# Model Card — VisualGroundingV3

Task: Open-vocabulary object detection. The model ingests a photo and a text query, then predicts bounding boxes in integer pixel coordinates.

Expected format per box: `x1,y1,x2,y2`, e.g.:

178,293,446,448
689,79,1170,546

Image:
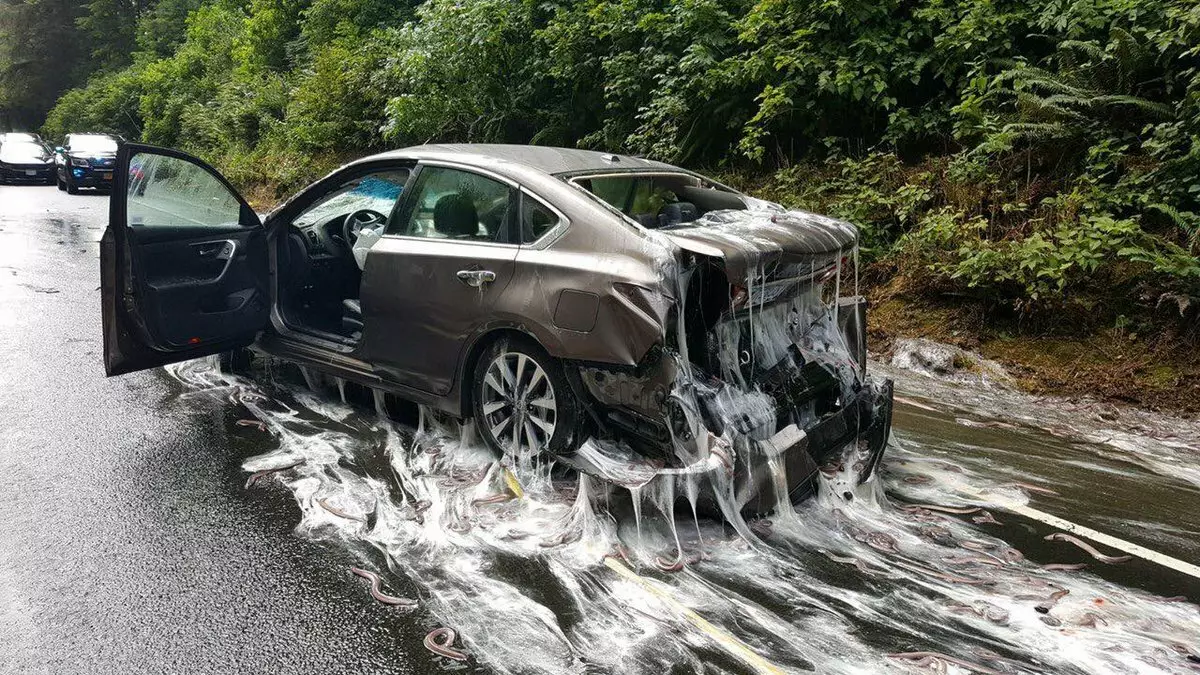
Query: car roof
364,143,681,177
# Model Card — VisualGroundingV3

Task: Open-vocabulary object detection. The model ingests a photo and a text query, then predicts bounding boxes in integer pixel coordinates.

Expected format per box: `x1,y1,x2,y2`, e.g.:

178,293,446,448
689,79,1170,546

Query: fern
1148,203,1200,248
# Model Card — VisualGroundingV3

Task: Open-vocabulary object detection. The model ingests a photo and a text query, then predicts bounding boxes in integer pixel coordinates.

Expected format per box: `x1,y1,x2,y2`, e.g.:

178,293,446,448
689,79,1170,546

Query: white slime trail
164,358,1200,675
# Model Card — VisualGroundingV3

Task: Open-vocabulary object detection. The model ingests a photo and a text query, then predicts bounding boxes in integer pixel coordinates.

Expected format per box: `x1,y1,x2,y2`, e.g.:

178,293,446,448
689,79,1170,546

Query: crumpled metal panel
661,208,858,282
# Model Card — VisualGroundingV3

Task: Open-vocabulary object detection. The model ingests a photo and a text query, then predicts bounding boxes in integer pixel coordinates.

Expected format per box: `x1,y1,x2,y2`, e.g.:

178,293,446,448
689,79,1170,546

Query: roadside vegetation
2,0,1198,410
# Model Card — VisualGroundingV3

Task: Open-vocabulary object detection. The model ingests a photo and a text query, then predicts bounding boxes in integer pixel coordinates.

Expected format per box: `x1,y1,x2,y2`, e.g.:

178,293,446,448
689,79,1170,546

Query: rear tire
472,335,582,460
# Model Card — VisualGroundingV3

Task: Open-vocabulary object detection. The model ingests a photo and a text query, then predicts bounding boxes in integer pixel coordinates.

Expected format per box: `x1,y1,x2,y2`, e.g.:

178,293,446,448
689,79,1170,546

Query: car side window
126,153,242,228
394,166,515,243
519,192,561,243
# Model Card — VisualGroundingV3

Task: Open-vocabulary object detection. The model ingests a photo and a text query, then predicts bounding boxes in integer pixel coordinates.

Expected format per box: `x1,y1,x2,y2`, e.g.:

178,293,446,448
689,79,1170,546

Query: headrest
433,193,478,237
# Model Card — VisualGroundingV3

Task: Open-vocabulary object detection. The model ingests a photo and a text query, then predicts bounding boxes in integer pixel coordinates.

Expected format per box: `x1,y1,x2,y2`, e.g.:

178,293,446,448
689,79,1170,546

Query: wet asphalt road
0,185,424,674
2,183,1198,674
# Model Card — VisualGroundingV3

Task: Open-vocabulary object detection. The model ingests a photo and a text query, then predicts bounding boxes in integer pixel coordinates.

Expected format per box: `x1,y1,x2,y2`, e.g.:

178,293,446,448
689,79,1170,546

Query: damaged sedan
102,143,892,515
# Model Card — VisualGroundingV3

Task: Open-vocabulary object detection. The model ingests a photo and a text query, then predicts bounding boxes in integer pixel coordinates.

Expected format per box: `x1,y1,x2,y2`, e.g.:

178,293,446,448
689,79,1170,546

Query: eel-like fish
1044,533,1132,564
317,498,369,523
888,651,1003,674
349,567,417,608
424,627,468,662
244,459,305,489
235,419,267,432
900,504,981,515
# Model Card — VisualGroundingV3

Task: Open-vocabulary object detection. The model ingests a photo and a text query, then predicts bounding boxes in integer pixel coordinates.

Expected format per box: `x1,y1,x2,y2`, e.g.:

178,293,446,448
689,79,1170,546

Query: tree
0,0,88,130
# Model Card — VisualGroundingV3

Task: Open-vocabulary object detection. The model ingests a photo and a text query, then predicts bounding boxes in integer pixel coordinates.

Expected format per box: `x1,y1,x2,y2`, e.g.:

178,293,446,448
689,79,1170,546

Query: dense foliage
2,0,1198,331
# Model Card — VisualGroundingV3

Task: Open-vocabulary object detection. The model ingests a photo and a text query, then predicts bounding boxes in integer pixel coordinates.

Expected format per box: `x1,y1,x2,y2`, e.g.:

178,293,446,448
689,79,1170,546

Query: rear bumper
564,373,893,518
734,376,893,514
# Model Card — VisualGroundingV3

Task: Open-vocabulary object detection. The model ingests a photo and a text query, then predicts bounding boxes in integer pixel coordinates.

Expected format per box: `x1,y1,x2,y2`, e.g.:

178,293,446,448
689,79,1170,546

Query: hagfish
424,627,468,662
998,482,1060,496
1035,586,1070,613
349,567,417,608
655,554,684,573
471,493,513,506
900,503,981,515
244,459,305,488
1044,533,1133,564
972,511,1003,525
317,498,368,523
887,651,1003,675
602,544,633,566
235,419,267,432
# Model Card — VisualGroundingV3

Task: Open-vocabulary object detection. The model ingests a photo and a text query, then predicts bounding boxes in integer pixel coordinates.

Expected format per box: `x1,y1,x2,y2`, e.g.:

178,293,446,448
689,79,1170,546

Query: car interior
279,168,413,344
574,173,747,229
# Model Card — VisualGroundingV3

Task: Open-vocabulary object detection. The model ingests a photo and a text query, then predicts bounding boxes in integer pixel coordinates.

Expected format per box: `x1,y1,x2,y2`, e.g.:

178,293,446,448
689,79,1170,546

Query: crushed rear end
567,205,893,517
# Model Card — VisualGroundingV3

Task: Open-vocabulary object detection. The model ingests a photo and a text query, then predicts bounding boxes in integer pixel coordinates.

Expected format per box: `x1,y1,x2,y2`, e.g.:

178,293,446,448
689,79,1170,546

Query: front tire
66,174,79,194
472,335,582,460
56,173,65,191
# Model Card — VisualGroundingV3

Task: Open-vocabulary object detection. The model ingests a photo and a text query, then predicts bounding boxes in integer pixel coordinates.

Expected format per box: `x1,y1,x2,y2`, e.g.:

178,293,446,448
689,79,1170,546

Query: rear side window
519,193,560,243
394,166,515,243
581,175,678,227
588,176,636,213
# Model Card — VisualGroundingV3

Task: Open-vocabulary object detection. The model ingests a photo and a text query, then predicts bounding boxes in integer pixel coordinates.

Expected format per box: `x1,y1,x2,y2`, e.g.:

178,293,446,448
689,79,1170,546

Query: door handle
193,240,235,260
456,269,496,288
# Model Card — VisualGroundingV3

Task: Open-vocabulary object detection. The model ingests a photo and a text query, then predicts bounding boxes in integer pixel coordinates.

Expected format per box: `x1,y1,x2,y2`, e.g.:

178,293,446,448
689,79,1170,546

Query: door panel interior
127,225,268,349
102,143,269,376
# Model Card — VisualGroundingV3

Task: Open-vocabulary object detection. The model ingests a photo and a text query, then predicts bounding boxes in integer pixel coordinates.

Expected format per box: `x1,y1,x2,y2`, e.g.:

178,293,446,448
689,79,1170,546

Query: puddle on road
164,358,1200,674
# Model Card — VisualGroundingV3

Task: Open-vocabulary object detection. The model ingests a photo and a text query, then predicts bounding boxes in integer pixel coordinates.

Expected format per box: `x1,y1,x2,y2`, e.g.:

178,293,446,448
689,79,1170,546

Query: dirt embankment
867,290,1200,415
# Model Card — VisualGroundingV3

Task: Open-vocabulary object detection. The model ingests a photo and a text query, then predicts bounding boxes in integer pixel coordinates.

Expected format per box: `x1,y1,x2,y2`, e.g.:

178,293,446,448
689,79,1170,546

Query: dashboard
295,215,350,260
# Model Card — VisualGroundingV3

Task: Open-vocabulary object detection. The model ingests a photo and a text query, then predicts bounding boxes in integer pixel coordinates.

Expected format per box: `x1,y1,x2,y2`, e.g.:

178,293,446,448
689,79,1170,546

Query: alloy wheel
479,351,557,459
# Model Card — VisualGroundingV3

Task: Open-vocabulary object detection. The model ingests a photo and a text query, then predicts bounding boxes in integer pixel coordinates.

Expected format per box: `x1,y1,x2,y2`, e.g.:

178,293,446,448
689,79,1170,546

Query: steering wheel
342,209,387,248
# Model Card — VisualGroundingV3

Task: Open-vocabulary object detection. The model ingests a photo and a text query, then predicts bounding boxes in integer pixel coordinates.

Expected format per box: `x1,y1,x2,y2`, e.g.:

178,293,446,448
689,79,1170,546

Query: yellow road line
603,557,786,675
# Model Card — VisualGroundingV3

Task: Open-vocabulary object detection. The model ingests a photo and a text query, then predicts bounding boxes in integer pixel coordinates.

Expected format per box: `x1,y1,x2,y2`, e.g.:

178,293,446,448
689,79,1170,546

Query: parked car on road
2,132,46,145
101,143,893,514
55,133,120,193
0,138,55,185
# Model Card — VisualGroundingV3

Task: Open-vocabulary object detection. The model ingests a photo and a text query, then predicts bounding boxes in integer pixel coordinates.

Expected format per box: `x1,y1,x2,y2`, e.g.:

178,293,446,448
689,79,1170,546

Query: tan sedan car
102,143,892,514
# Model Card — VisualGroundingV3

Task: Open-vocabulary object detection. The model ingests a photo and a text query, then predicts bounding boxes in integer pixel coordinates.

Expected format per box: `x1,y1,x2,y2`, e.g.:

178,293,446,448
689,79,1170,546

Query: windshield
572,172,746,229
0,142,50,163
70,135,118,153
294,171,410,228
